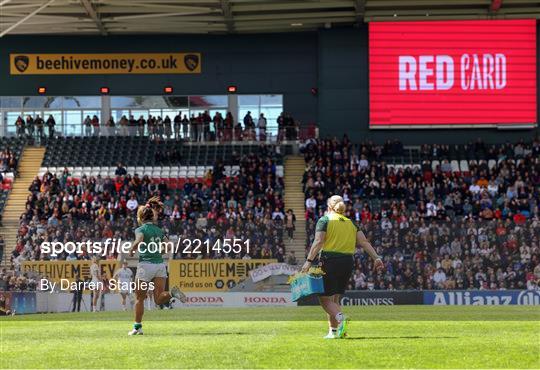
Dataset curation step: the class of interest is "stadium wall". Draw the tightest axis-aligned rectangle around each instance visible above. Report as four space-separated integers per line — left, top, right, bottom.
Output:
298 290 540 306
0 33 319 126
1 24 539 143
2 290 538 314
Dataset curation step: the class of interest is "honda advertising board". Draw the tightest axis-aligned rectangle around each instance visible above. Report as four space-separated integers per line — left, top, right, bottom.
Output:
182 292 296 307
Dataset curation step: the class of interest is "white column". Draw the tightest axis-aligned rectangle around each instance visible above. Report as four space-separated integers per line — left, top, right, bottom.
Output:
227 94 238 123
100 95 111 134
0 111 5 137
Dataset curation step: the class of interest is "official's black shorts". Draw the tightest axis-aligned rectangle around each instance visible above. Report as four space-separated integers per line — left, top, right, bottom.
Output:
319 254 354 296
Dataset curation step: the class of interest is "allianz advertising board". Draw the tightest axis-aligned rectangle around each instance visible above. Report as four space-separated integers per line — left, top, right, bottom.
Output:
424 290 540 306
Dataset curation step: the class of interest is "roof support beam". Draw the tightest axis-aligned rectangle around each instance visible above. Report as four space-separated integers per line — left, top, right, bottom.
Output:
221 0 235 33
79 0 107 36
354 0 366 24
108 10 214 22
0 0 13 7
0 0 55 38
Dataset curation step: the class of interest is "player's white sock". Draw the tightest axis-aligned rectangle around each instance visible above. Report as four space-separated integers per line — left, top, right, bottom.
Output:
335 312 345 323
324 327 338 339
329 327 337 335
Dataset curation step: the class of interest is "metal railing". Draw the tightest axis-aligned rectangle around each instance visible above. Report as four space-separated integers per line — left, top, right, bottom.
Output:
6 123 319 143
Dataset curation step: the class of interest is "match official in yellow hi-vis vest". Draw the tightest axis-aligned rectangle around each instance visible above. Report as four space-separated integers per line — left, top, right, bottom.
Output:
301 195 384 339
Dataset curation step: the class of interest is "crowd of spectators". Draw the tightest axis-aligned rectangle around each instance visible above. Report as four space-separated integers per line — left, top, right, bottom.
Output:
0 268 38 292
1 143 19 225
99 111 298 142
14 114 56 141
0 148 18 174
9 145 290 268
418 138 537 161
5 134 540 292
15 112 300 143
302 137 540 291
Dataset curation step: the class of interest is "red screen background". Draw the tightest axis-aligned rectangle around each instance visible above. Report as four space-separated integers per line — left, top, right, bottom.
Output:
369 19 537 126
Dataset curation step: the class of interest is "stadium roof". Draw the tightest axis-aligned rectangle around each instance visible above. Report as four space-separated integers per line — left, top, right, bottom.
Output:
0 0 538 37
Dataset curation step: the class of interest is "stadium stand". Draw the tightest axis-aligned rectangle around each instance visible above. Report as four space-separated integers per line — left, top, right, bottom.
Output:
301 137 540 291
0 137 23 173
0 267 38 292
8 143 290 269
0 145 45 266
5 134 538 292
0 137 26 221
4 135 539 291
41 136 294 167
0 177 12 220
0 138 27 268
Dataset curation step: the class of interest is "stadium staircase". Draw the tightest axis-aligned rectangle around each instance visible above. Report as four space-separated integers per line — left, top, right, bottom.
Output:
283 155 306 261
0 146 45 266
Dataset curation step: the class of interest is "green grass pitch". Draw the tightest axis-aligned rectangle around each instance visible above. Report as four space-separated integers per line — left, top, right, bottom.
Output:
1 306 539 369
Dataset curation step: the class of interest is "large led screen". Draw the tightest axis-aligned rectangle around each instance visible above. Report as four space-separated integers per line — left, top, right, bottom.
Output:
369 19 537 127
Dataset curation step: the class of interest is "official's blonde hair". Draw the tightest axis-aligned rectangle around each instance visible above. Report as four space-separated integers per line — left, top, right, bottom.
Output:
327 195 346 214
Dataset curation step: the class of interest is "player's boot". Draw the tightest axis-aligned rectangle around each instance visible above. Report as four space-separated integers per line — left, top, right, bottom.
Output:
336 316 349 339
170 286 187 303
128 328 143 336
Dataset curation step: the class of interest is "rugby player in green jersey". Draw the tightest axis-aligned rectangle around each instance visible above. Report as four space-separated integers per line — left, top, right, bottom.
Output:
128 197 186 335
